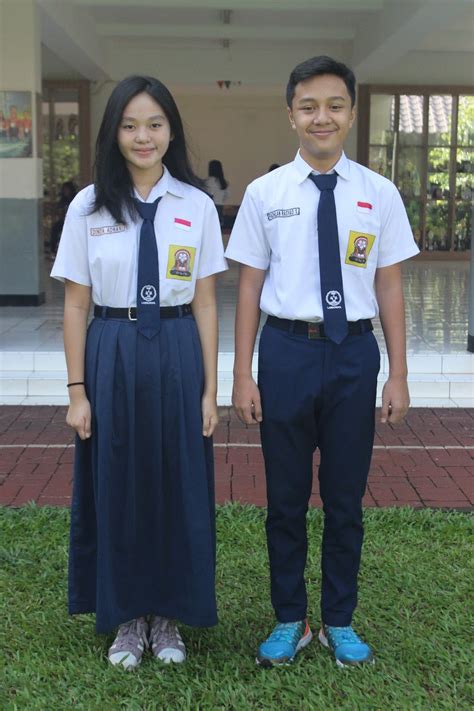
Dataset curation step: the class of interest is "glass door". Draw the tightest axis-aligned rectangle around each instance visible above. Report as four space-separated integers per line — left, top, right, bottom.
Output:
362 86 473 253
42 81 90 255
454 96 473 251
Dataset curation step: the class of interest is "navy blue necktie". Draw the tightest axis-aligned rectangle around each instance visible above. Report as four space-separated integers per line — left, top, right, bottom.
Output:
134 197 162 339
308 173 348 344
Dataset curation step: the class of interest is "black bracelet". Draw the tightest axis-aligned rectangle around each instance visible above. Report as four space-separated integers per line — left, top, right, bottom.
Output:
67 381 85 388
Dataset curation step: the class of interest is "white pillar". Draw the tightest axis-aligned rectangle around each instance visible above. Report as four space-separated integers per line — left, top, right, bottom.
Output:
0 0 44 304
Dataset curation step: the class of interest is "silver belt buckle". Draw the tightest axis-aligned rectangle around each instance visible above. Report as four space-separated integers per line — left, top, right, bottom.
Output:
128 307 137 321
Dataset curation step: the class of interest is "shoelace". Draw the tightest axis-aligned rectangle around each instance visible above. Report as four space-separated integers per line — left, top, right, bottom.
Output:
326 626 361 647
267 622 304 645
114 619 147 650
151 618 181 647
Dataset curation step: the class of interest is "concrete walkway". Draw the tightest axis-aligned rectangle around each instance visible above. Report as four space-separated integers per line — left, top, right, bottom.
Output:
0 406 472 510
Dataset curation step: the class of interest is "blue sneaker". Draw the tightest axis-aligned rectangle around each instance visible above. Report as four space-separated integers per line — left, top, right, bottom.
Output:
257 619 312 667
319 625 373 667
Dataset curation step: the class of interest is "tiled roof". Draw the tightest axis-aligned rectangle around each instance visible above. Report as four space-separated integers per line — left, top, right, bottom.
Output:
391 94 452 134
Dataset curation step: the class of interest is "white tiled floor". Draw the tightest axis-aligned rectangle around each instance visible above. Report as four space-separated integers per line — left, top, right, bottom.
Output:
1 256 473 406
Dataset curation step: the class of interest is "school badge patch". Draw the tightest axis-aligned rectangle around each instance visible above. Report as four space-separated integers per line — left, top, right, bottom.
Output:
345 230 376 268
166 244 196 281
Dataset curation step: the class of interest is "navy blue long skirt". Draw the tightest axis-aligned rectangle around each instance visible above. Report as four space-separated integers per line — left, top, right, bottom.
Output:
68 313 217 633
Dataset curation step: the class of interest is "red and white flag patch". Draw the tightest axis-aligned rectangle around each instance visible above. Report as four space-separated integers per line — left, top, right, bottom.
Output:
174 217 192 230
357 201 373 213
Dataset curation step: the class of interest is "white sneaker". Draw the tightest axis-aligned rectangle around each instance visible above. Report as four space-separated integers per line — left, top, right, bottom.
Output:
150 615 186 663
108 617 149 670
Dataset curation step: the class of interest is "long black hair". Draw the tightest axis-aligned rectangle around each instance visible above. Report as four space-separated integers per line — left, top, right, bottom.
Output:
92 75 205 224
208 159 228 191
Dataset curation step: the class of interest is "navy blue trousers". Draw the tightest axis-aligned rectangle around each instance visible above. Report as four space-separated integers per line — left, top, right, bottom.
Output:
258 322 380 627
68 313 217 633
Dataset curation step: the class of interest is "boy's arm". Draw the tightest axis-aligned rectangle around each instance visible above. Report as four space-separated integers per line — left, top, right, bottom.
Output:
232 264 266 425
375 262 410 424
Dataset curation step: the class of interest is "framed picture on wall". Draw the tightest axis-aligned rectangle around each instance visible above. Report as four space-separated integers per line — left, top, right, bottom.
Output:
0 91 33 158
35 92 42 159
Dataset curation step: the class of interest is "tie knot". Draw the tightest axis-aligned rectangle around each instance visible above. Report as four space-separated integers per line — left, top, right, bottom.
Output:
309 173 337 192
134 196 161 221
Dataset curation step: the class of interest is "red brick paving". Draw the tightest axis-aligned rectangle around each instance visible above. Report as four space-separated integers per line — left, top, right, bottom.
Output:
0 406 472 510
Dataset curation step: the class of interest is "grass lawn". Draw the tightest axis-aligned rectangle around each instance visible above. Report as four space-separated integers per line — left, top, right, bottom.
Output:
0 504 472 710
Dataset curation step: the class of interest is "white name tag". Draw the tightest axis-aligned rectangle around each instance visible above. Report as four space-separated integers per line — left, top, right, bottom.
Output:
90 224 126 236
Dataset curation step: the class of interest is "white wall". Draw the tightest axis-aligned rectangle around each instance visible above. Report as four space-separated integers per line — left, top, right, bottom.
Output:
0 0 43 199
365 51 474 85
101 40 352 87
178 93 297 202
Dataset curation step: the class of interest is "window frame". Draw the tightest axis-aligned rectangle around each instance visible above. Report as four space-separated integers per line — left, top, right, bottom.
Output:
357 84 473 256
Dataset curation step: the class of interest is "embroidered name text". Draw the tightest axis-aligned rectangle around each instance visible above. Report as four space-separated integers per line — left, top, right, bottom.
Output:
266 207 300 221
90 225 126 236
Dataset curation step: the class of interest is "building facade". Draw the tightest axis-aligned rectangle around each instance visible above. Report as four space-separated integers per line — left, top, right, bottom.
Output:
1 0 473 303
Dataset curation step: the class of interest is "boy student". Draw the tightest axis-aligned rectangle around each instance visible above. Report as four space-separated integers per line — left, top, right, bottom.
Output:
225 56 419 668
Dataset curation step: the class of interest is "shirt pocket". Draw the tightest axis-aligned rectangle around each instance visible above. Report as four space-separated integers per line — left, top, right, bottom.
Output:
263 205 305 262
89 229 135 274
340 213 380 272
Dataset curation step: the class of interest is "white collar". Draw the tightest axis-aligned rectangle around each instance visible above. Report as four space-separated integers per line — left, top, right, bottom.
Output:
133 165 185 202
293 150 350 184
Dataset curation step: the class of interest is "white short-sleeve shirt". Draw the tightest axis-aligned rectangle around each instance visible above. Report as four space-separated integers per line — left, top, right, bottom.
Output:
51 167 228 307
225 151 419 322
206 176 229 206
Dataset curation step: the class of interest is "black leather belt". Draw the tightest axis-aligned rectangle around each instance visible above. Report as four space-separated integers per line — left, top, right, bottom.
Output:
266 315 373 339
94 304 192 321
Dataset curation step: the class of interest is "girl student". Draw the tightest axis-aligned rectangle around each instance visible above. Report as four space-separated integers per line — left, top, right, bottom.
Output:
51 75 227 669
206 159 229 227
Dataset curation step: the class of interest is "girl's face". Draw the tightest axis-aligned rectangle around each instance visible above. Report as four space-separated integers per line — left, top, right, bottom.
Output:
117 92 172 181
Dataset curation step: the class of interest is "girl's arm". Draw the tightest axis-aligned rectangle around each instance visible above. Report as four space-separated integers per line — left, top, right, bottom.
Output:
232 264 266 425
64 279 92 440
192 274 219 437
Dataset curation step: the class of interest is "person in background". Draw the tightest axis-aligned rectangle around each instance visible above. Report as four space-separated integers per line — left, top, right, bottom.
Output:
7 105 21 140
0 110 8 139
207 159 229 227
50 181 77 257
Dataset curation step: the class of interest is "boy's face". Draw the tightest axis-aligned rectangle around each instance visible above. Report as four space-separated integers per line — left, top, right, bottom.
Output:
288 73 355 171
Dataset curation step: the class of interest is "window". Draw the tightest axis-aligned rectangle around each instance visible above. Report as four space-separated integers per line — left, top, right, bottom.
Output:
42 81 90 253
358 87 473 253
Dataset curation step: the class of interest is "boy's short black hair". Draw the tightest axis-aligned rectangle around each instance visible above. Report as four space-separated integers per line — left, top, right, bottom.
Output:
286 56 356 108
